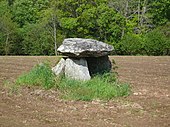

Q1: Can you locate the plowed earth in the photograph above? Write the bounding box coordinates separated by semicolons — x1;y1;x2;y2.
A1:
0;56;170;127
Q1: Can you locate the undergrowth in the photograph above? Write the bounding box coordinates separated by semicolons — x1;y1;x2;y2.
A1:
15;63;130;101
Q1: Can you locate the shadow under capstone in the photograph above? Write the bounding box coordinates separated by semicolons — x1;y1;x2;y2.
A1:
86;56;112;76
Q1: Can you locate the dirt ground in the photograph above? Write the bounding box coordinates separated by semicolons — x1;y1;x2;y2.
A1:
0;56;170;127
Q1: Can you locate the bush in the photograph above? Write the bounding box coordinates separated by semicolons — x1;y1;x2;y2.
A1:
116;34;143;55
15;63;130;101
143;29;169;55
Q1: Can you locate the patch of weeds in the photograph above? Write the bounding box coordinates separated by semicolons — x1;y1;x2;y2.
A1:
130;108;145;116
14;63;131;101
4;80;20;94
58;73;130;101
15;63;56;89
111;59;119;76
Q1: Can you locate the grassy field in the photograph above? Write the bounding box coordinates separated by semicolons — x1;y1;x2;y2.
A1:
0;56;170;127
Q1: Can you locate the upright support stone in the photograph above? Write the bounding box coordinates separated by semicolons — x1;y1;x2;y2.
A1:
52;58;65;75
65;58;91;80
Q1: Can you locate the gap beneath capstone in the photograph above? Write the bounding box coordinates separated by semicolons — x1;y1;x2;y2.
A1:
86;55;112;77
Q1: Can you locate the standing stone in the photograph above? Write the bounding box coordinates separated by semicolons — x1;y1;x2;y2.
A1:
65;58;91;80
52;58;65;75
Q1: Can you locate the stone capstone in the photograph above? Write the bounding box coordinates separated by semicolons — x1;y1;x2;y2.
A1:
57;38;114;57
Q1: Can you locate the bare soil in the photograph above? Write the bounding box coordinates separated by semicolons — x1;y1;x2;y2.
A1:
0;56;170;127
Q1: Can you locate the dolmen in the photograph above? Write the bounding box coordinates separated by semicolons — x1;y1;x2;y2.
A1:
52;38;114;81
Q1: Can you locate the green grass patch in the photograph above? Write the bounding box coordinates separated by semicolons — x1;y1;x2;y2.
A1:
58;75;130;101
15;63;56;89
15;63;130;101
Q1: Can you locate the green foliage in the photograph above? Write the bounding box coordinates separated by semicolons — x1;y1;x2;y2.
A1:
150;0;170;26
143;29;169;56
156;22;170;38
116;34;143;55
0;0;170;56
15;63;130;101
20;23;55;55
57;0;124;43
57;73;130;101
0;0;18;55
96;4;124;42
157;22;170;55
15;63;56;89
12;0;49;27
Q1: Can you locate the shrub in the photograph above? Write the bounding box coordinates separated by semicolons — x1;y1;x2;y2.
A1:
116;34;143;55
143;29;169;55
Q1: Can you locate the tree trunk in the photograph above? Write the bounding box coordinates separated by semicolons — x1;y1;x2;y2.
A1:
53;14;57;56
138;0;141;26
5;34;9;55
141;0;147;27
121;0;129;39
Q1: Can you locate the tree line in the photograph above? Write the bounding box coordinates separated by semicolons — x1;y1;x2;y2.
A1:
0;0;169;56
